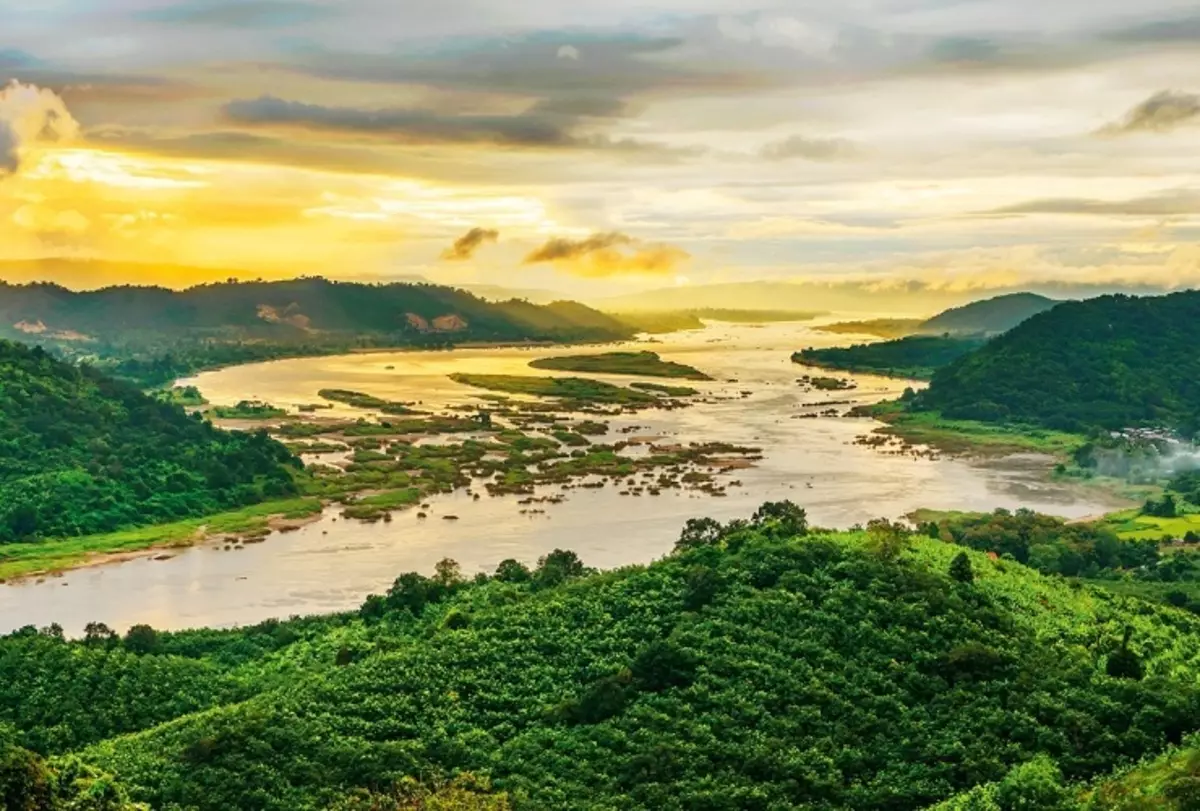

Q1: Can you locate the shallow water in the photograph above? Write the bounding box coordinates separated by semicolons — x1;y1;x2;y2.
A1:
0;319;1124;634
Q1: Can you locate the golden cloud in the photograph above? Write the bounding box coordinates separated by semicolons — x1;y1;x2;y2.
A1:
523;231;689;277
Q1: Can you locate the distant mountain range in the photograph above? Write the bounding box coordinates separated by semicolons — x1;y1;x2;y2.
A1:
0;277;633;347
921;292;1058;335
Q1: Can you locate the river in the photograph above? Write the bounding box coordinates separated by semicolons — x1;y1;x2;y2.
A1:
0;318;1124;634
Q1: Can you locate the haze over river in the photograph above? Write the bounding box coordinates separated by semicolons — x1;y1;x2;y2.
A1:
0;319;1125;634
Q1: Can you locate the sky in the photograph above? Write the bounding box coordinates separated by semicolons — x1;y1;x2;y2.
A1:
0;0;1199;298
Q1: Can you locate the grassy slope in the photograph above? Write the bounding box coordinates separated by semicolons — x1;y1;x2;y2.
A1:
0;498;323;581
47;531;1200;810
865;401;1087;456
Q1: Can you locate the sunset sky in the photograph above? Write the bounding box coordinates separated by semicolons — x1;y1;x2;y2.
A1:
1;0;1199;297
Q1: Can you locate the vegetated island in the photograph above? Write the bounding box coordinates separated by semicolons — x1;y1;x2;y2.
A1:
529;351;712;380
794;334;986;380
448;373;687;407
317;388;424;415
814;318;925;339
5;503;1200;809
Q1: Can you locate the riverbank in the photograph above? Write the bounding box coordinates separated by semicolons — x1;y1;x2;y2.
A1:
857;400;1087;457
0;498;324;582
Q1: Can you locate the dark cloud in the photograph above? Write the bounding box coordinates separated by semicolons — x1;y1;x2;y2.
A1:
225;95;572;147
223;95;701;158
1098;90;1200;136
441;227;499;261
926;37;1004;65
523;232;689;277
140;0;332;28
0;122;16;174
760;135;857;162
983;190;1200;217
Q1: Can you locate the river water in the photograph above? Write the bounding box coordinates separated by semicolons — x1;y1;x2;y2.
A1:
0;319;1124;634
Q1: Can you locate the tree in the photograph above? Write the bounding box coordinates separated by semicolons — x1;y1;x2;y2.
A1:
433;558;463;588
632;640;698;692
123;624;160;655
750;501;808;538
949;552;975;584
682;565;722;611
674;518;724;552
1106;626;1144;680
83;622;118;649
386;572;432;615
536;549;586;588
866;519;911;562
994;756;1071;811
493;559;531;584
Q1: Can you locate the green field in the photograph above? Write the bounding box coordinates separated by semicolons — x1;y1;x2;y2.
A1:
1097;508;1200;541
529;350;712;380
864;401;1087;456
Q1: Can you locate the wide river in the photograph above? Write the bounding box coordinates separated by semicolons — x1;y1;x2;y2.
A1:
0;319;1125;634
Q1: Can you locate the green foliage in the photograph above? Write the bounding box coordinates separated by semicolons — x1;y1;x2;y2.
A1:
448;373;665;405
918;292;1200;433
950;551;975;583
795;335;986;380
528;351;712;380
0;340;300;543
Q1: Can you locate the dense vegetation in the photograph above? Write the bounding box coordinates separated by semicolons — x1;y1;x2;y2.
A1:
917;292;1200;433
528;351;712;380
0;340;301;542
0;278;634;386
4;505;1200;809
795;335;986;379
814;318;925;339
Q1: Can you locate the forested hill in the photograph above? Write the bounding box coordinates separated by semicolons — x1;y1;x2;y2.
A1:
921;292;1058;335
0;278;633;345
917;291;1200;433
3;507;1200;809
0;340;300;542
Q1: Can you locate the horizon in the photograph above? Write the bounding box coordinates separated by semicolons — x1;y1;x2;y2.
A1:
1;1;1199;300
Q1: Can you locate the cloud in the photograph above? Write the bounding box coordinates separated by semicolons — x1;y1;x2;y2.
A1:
0;81;79;177
981;190;1200;218
441;227;499;261
557;45;581;61
139;0;332;28
523;232;689;277
760;134;857;161
223;95;699;158
1098;90;1200;136
1104;13;1200;44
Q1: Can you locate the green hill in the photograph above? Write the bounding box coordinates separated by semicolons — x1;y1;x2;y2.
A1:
5;505;1200;809
794;334;985;379
0;340;301;542
921;292;1058;335
0;278;634;386
917;291;1200;433
798;294;1058;380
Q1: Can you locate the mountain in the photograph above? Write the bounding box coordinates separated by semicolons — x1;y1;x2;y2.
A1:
3;508;1198;809
0;340;301;542
921;292;1058;335
600;280;982;316
917;291;1200;432
0;278;632;344
0;278;634;386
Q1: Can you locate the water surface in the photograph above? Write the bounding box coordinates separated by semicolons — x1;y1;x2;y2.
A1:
0;319;1123;634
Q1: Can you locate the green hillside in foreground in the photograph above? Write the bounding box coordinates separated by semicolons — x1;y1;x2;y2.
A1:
918;291;1200;433
4;506;1200;809
0;339;300;542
